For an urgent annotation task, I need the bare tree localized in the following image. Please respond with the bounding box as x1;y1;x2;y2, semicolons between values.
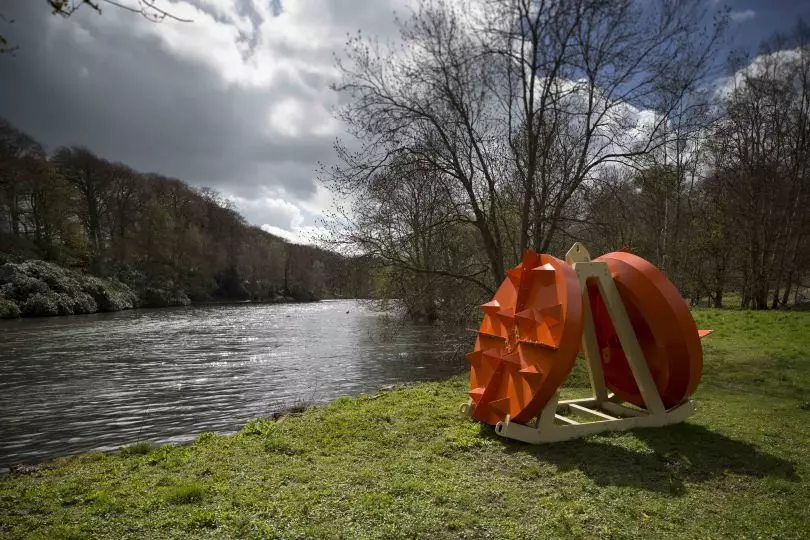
52;147;110;268
327;0;728;304
485;0;726;255
710;25;810;309
0;120;47;237
326;154;491;320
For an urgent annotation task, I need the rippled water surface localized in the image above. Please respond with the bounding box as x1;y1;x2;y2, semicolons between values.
0;300;467;464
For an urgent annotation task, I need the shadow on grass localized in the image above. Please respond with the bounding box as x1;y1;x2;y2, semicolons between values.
480;422;799;495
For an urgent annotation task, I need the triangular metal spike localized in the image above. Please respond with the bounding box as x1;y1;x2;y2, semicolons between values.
540;303;563;328
519;364;543;374
482;348;503;369
531;262;556;273
468;387;485;403
465;350;483;368
536;320;559;349
515;307;539;323
487;396;511;415
496;308;516;326
501;350;522;366
477;333;508;352
530;262;556;286
476;330;506;343
506;265;523;287
517;364;544;381
480;300;501;314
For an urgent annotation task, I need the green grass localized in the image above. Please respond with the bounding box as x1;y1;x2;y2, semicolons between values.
165;481;205;505
1;309;808;539
118;442;153;457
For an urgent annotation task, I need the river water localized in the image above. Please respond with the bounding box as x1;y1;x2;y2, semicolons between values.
0;300;468;465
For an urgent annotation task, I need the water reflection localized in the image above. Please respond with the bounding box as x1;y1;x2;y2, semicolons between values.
0;300;468;464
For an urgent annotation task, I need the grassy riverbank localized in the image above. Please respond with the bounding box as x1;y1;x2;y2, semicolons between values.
1;309;809;539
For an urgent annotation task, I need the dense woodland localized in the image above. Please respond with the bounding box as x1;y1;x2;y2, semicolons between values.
3;0;809;323
0;119;372;309
324;0;810;321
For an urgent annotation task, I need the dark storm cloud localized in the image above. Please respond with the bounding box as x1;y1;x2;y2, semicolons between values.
0;0;407;236
0;1;335;200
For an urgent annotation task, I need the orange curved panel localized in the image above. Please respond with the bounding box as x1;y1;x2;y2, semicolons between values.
468;251;583;425
588;251;703;409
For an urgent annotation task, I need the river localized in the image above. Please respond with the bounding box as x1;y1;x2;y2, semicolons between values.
0;300;468;465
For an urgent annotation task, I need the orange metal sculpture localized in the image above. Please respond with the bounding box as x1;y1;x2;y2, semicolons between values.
467;251;583;425
464;243;710;443
587;251;703;409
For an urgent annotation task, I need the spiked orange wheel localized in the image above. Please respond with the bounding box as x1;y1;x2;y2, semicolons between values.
588;251;703;409
467;251;583;425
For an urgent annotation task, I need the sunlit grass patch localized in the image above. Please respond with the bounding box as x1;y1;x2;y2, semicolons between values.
118;441;153;456
165;481;204;505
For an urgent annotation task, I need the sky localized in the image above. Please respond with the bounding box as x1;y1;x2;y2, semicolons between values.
0;0;808;244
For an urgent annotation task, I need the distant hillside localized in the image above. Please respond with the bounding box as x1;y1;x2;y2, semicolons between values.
0;118;373;316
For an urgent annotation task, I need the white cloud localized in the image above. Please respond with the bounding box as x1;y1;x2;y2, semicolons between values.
715;48;803;98
260;224;301;242
260;224;326;244
298;185;338;217
730;10;756;23
229;193;304;229
268;97;338;138
228;187;334;244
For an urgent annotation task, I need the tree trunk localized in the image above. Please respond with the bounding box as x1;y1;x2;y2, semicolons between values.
519;187;532;255
752;279;769;310
713;289;723;308
740;263;751;309
473;219;505;285
793;273;803;305
9;192;20;236
780;270;794;308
